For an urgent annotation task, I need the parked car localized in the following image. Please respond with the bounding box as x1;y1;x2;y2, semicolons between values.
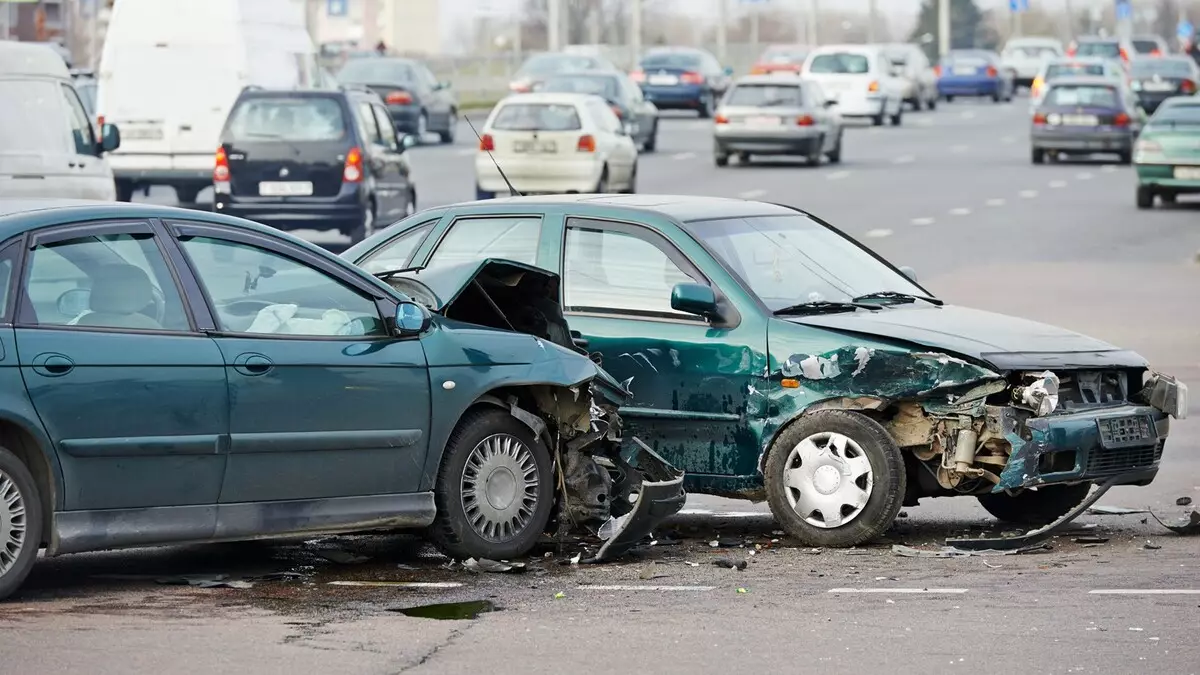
509;52;619;94
0;42;121;201
0;198;685;601
1031;76;1141;164
631;47;733;118
213;87;418;242
802;44;905;126
1134;96;1200;208
712;75;843;167
936;49;1014;102
1128;56;1200;114
750;44;811;75
1131;34;1170;57
1030;56;1128;109
345;194;1188;550
536;71;660;152
882;43;938;110
473;93;638;199
336;57;458;144
1001;36;1064;88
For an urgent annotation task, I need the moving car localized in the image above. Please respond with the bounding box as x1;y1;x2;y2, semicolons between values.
474;93;638;198
1001;36;1064;88
1131;34;1170;57
509;52;618;94
751;44;811;75
336;57;458;144
882;43;938;111
1068;36;1133;69
213;87;418;242
1129;56;1200;114
936;49;1014;102
802;45;905;126
1134;96;1200;208
0;199;685;601
98;0;319;204
712;75;843;167
1030;57;1127;108
537;71;660;152
1031;76;1140;164
0;42;121;201
631;47;733;118
346;194;1188;550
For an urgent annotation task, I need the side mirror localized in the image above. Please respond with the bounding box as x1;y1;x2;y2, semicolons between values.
670;282;719;320
394;301;431;336
824;99;837;108
400;133;417;151
900;266;919;283
99;123;120;153
724;66;734;76
440;81;452;90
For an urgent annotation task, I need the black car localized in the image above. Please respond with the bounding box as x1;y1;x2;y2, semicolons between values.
214;87;418;243
1129;56;1200;113
336;57;458;144
536;71;660;151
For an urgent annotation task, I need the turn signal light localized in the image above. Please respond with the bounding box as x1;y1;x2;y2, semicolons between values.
479;134;494;152
1119;48;1130;61
1031;77;1043;95
577;134;596;152
868;80;880;92
343;146;363;182
796;114;815;126
213;146;230;182
1113;112;1131;127
986;66;998;77
751;64;768;74
385;90;413;105
1033;112;1048;125
714;113;729;124
1183;80;1197;93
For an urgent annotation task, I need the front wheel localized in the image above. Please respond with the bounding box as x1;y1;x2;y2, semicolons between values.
438;110;456;144
764;411;905;548
0;447;43;601
714;152;729;167
890;106;903;126
976;483;1092;526
1031;147;1045;164
428;409;555;561
826;131;843;164
872;111;885;126
926;95;937;111
1136;185;1154;209
698;92;714;119
642;121;657;152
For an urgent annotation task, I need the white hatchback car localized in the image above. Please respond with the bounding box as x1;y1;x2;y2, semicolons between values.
802;45;906;126
475;93;639;198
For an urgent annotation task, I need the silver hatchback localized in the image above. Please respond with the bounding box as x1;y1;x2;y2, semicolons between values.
713;75;844;167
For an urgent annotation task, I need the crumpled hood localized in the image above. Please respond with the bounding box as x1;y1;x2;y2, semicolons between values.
788;304;1147;371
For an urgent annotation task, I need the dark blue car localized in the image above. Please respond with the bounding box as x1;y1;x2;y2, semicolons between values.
632;47;732;118
937;50;1014;102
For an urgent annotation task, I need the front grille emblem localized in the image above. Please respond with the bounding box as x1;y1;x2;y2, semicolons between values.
280;167;290;178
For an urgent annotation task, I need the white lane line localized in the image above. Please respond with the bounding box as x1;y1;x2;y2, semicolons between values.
1001;136;1016;144
327;581;464;588
1076;172;1094;180
915;118;934;127
827;170;851;180
677;509;763;518
738;189;767;199
455;148;476;157
892;155;916;165
578;585;716;592
985;198;1006;207
829;588;970;594
910;217;935;225
960;111;977;119
949;207;972;216
1049;180;1068;188
865;228;893;238
1089;589;1200;595
672;152;696;161
1019;189;1039;198
1101;164;1118;172
951;144;969;153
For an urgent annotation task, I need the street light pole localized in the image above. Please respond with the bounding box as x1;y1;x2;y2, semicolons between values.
548;0;561;51
631;0;641;69
716;0;727;63
938;0;951;58
809;0;820;45
867;0;877;43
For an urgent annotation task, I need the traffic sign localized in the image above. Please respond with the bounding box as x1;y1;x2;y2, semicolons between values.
1115;0;1132;21
1009;0;1029;12
1179;19;1195;40
327;0;347;17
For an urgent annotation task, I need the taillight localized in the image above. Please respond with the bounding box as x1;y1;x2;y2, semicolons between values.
1114;112;1131;127
479;134;494;152
750;65;767;74
577;134;596;152
1150;49;1162;57
630;70;646;83
795;114;814;126
385;90;413;105
343;146;363;182
681;71;704;84
1119;48;1129;61
509;79;532;92
933;65;942;77
714;113;729;124
986;66;998;77
1182;80;1197;93
1067;43;1077;56
1031;77;1043;94
610;105;624;119
213;146;230;182
1033;112;1048;125
868;80;880;92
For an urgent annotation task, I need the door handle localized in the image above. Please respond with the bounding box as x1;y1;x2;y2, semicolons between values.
32;353;75;377
232;353;273;376
570;331;589;350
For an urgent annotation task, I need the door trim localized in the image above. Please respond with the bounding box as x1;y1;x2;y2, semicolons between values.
229;429;422;454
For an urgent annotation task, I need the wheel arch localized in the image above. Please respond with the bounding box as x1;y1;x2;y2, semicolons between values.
0;413;61;552
758;396;892;475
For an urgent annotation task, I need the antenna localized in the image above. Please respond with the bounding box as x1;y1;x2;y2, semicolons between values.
464;115;522;198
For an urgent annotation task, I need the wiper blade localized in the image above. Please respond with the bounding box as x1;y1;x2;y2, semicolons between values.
852;291;943;306
773;301;878;316
372;266;421;279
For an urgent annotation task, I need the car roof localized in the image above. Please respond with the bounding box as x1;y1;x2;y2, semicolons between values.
1076;36;1121;42
1049;56;1112;64
1043;75;1122;87
496;92;604;106
1006;36;1061;44
0;41;70;80
445;194;797;223
810;44;881;54
733;74;807;86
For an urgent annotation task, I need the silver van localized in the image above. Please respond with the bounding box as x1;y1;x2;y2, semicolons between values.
0;42;121;200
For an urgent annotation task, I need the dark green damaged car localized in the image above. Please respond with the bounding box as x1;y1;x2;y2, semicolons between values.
347;194;1189;548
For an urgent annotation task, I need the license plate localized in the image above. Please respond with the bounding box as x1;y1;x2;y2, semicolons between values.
123;126;164;141
648;74;678;86
953;67;978;76
1096;415;1154;449
258;181;313;196
1175;167;1200;180
746;116;782;128
513;140;556;153
1142;81;1175;91
1062;114;1099;126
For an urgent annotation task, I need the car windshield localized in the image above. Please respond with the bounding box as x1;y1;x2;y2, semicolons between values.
1047;62;1106;78
683;214;926;311
491;103;582;131
640;52;703;70
520;54;601;76
1075;42;1121;58
808;53;870;74
726;83;804;107
1132;59;1195;77
1150;103;1200;125
0;80;71;154
338;59;415;83
1006;45;1059;57
539;75;619;99
1132;39;1161;54
74;81;97;116
763;47;808;63
226;97;348;141
1044;85;1120;108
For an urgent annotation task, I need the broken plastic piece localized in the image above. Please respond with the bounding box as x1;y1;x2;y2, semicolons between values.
463;558;526;574
1177;497;1193;507
1013;371;1060;416
315;550;371;565
1149;509;1200;536
584;438;685;563
712;558;748;570
392;600;497;620
1086;505;1149;516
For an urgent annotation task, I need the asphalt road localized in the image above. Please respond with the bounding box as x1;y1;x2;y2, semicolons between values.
16;95;1200;675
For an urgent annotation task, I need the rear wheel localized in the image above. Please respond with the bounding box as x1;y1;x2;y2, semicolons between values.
0;447;42;601
1117;150;1132;165
872;111;885;126
594;166;610;193
927;94;937;110
438;110;456;144
415;112;428;144
714;152;729;167
405;190;417;217
347;202;374;243
1136;185;1155;209
698;92;714;119
643;121;657;152
976;483;1092;526
115;179;135;202
890;106;903;126
945;94;955;103
174;186;200;205
807;136;824;166
1031;147;1045;164
826;131;843;164
737;152;751;165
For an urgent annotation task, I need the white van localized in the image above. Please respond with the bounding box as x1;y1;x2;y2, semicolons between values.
0;42;121;200
803;45;906;126
97;0;319;203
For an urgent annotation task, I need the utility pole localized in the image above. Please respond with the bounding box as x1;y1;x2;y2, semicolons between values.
750;5;760;55
867;0;877;43
630;0;642;68
548;0;561;51
809;0;820;46
1013;4;1023;38
938;0;951;58
716;0;727;63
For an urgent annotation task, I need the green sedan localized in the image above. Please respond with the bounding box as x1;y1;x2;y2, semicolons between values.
347;195;1188;550
1134;95;1200;208
0;200;683;600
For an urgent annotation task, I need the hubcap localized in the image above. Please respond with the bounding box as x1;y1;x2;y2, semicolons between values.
0;471;27;576
782;432;873;529
461;434;540;543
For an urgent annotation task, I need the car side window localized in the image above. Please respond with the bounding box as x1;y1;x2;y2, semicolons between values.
371;105;399;150
61;84;96;155
425;216;542;271
563;220;702;319
179;236;386;337
355;101;382;145
22;232;189;331
357;222;436;273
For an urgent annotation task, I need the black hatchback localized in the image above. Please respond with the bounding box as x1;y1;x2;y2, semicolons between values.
213;87;418;243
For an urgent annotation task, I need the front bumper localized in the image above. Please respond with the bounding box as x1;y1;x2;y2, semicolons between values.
1136;163;1200;191
475;155;602;194
1032;129;1133;152
641;85;706;108
714;131;822;156
938;79;1000;96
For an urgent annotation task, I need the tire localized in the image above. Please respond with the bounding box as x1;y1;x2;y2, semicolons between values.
714;152;729;167
416;112;428;143
594;166;610;193
826;131;843;164
872;111;885;126
698;92;714;119
908;97;921;111
737;152;751;165
0;447;43;601
1031;147;1045;164
622;162;637;193
927;95;937;111
438;110;456;144
890;106;903;126
764;410;905;548
115;179;135;202
1136;185;1154;209
173;186;201;205
405;190;417;217
475;185;494;200
807;136;824;166
643;121;657;152
976;483;1092;526
428;409;555;561
347;203;373;243
1118;151;1132;165
993;90;1002;103
945;94;955;103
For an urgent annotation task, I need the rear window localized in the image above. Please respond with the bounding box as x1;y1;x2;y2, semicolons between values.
226;97;348;142
539;76;619;100
338;60;414;83
1132;59;1195;77
1075;42;1121;58
1006;45;1059;57
945;54;991;68
808;53;870;74
640;52;702;70
1150;103;1200;124
1132;40;1161;54
520;54;602;76
726;84;804;107
1044;85;1119;108
491;103;582;131
1047;63;1106;78
0;80;70;154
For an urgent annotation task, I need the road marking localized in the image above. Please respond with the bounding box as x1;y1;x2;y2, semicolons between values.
1001;136;1016;144
865;228;893;238
456;148;476;157
1101;164;1118;172
327;581;464;588
829;588;970;594
677;508;763;518
578;585;716;592
960;111;977;120
910;217;935;225
892;155;916;165
1076;172;1094;180
1089;589;1200;595
1019;189;1038;198
1049;180;1068;188
951;144;969;153
672;152;696;161
915;118;934;127
985;198;1006;207
738;189;767;199
827;170;851;180
949;207;971;215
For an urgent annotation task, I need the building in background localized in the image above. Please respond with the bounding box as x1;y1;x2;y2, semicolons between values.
309;0;441;55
